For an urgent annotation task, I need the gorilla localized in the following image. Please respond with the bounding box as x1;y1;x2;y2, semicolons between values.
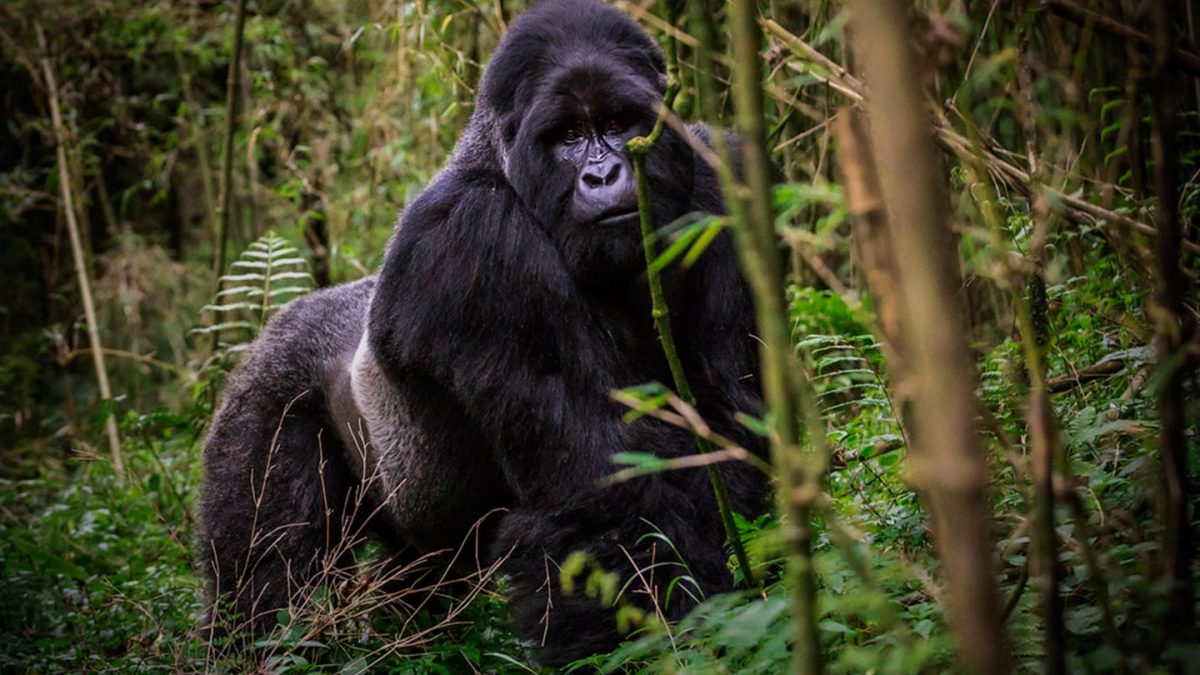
198;0;767;665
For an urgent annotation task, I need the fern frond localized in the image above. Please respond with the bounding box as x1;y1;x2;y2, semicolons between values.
194;231;314;353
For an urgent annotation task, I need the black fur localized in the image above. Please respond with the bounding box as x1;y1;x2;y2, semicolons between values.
198;0;767;665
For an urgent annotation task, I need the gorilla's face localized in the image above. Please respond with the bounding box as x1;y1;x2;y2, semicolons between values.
504;58;696;283
512;61;653;228
500;56;696;284
472;0;699;283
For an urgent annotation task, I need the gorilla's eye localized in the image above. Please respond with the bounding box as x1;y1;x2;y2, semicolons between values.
605;119;626;134
563;127;584;143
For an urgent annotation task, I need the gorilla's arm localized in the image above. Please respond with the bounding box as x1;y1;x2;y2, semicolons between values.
369;168;662;505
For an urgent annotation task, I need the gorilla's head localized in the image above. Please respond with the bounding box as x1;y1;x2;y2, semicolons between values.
473;0;698;282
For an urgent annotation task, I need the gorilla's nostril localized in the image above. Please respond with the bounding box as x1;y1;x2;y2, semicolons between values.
602;163;621;186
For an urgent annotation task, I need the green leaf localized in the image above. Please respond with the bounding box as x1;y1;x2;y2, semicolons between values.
1064;605;1102;635
818;619;853;634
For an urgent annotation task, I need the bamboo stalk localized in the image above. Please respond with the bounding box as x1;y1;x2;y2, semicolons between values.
36;22;124;479
630;148;754;587
689;1;821;668
208;0;250;362
626;0;754;588
1016;304;1066;675
1014;18;1066;670
213;0;249;286
173;48;219;239
953;68;1126;656
832;110;914;416
726;1;825;672
846;2;1009;673
1148;0;1196;643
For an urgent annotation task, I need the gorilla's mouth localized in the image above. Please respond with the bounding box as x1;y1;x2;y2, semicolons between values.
593;209;640;227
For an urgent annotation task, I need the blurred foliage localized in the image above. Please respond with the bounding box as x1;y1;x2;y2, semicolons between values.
0;0;1197;672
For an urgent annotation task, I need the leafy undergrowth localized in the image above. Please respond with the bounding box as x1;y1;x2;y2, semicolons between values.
0;432;949;674
0;408;527;673
0;411;204;671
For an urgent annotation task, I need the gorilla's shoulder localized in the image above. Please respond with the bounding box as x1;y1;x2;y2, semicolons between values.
217;277;375;404
394;166;524;240
419;166;510;204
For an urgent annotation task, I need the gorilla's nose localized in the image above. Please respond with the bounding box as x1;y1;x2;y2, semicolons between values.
579;155;629;200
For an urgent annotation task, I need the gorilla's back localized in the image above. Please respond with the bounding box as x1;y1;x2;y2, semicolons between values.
223;276;376;427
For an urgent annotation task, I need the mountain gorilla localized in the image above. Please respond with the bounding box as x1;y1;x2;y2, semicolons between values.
199;0;767;665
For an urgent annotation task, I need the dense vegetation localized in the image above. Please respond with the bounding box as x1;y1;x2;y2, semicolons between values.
1;0;1196;672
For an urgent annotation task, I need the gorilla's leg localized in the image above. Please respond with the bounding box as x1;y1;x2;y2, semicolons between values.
198;281;375;632
199;390;365;631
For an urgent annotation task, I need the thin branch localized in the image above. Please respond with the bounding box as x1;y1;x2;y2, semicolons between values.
626;1;754;588
828;439;905;471
1014;16;1065;669
611;390;775;476
36;21;124;479
763;18;865;95
1046;358;1126;393
213;0;249;287
62;348;192;379
173;47;219;239
1025;364;1067;675
762;18;1200;259
1042;0;1200;76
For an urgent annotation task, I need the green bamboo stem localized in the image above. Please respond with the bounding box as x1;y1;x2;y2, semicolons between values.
685;0;827;670
173;48;219;240
212;0;249;287
37;22;125;481
725;2;824;672
628;146;755;588
623;1;754;589
209;0;249;361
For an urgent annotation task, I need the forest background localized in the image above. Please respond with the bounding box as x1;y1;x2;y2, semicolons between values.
0;0;1196;672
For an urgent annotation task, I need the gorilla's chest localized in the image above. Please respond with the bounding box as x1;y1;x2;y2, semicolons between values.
584;281;679;383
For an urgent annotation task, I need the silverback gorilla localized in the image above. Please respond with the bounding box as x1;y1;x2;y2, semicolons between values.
199;0;768;665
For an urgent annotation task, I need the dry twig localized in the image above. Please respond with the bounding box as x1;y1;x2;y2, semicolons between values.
36;22;124;479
